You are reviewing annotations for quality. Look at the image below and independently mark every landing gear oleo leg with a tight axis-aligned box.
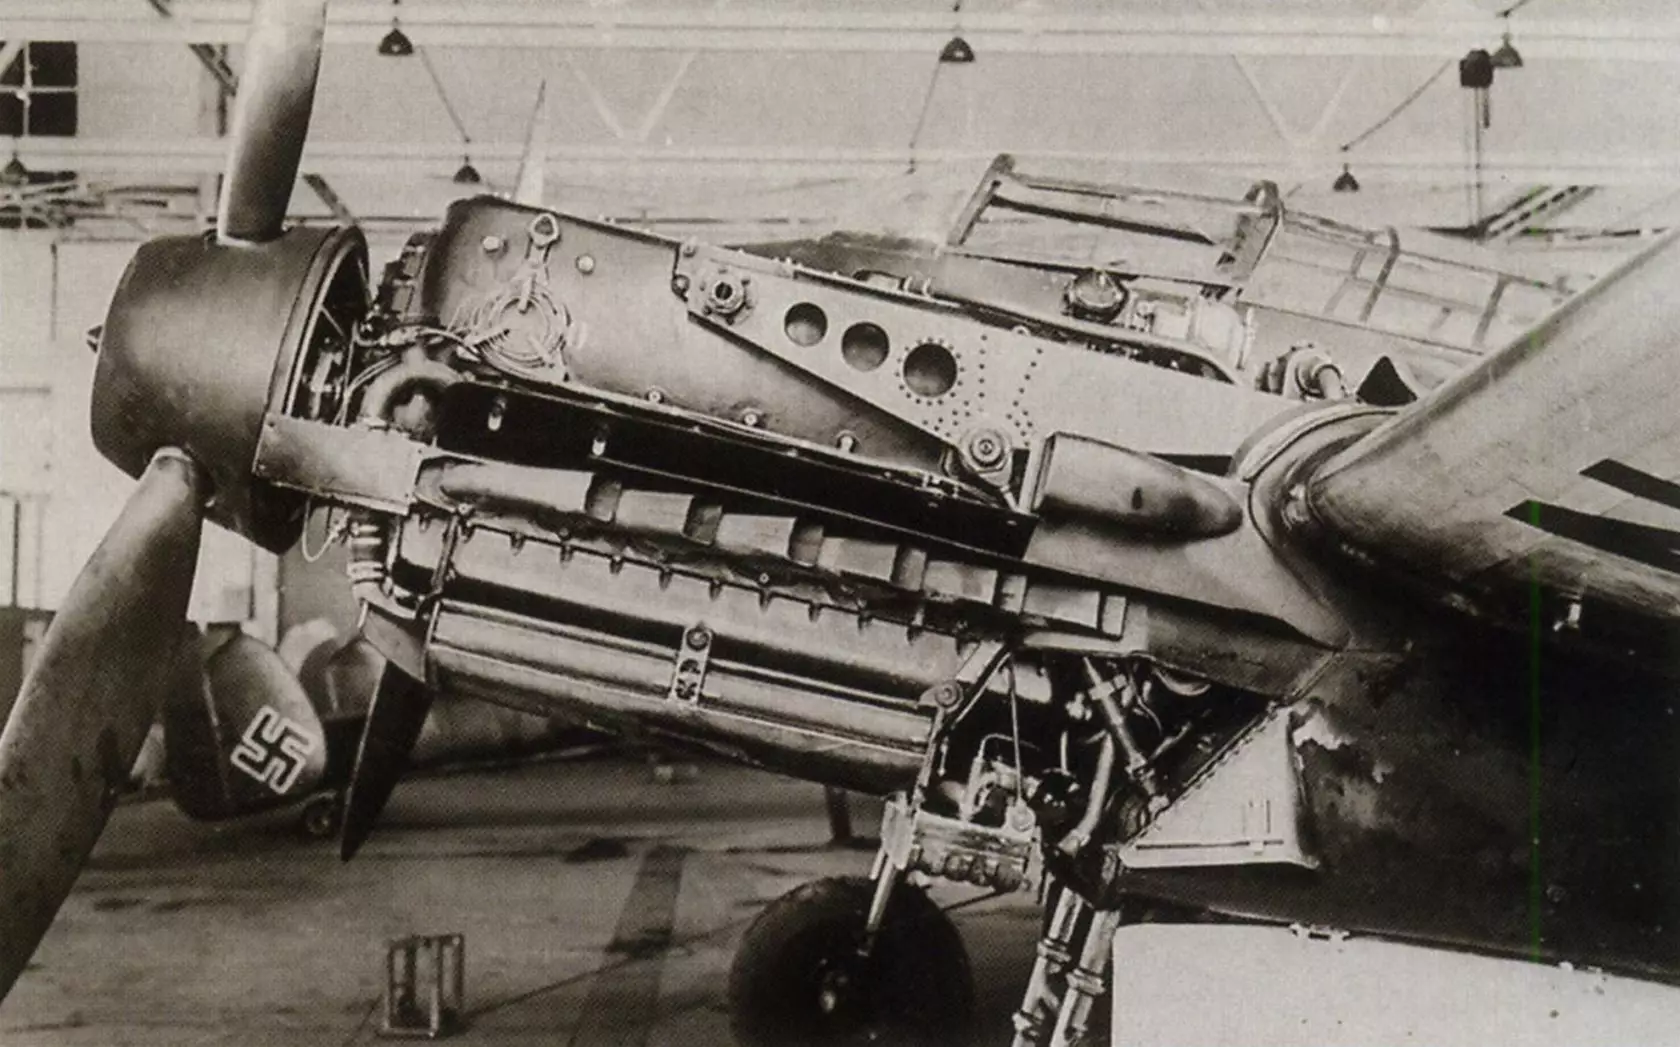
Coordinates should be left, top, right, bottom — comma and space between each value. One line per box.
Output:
1011, 884, 1126, 1047
1012, 887, 1083, 1047
1049, 906, 1124, 1047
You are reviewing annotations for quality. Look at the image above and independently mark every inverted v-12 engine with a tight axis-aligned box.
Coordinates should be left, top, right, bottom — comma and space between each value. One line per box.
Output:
84, 194, 1505, 1045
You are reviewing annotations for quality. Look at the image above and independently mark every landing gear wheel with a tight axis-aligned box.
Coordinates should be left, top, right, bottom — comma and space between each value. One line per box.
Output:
298, 792, 344, 840
729, 876, 976, 1047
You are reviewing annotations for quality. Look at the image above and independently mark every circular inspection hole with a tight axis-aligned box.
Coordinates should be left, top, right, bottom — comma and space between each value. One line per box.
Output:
841, 322, 890, 372
784, 302, 829, 347
903, 341, 958, 398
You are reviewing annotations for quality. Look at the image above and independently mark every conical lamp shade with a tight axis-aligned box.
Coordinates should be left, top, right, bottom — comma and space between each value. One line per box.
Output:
452, 158, 482, 186
1490, 35, 1523, 69
1, 154, 28, 187
378, 26, 415, 57
939, 36, 975, 64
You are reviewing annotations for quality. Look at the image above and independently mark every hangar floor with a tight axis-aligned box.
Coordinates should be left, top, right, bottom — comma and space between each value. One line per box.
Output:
6, 757, 1678, 1046
1, 757, 1040, 1046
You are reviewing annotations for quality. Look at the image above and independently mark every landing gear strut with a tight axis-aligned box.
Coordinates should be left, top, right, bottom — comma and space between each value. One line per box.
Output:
733, 647, 1209, 1046
1012, 883, 1123, 1047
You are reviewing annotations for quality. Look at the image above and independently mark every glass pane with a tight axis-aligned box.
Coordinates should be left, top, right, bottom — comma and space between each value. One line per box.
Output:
30, 43, 76, 89
28, 91, 76, 137
0, 94, 21, 137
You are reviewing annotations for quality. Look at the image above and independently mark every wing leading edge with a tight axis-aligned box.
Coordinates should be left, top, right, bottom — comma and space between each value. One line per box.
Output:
1303, 228, 1680, 624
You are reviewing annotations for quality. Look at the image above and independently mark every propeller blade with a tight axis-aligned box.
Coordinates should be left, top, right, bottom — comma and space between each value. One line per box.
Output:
218, 0, 329, 243
339, 662, 433, 861
0, 449, 205, 1001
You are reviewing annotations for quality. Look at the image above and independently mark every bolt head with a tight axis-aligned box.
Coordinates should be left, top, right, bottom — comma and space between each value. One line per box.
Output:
924, 680, 964, 708
964, 429, 1009, 469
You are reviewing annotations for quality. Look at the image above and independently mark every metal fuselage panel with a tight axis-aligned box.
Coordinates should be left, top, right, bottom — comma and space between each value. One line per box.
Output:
1126, 634, 1680, 982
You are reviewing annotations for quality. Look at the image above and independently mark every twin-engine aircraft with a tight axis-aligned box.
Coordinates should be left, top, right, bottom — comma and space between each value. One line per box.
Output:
3, 2, 1678, 1044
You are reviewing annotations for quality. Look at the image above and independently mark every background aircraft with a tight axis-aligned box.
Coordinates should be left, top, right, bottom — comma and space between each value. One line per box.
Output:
0, 593, 603, 840
2, 2, 1678, 1045
163, 616, 601, 837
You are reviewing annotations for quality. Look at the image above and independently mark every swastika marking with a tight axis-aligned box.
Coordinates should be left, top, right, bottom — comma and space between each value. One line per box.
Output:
230, 706, 319, 795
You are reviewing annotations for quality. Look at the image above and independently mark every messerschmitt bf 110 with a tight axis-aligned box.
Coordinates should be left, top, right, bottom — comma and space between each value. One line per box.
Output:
3, 2, 1678, 1044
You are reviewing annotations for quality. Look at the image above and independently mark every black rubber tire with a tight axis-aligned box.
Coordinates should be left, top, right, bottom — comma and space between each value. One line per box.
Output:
729, 876, 977, 1047
298, 793, 343, 840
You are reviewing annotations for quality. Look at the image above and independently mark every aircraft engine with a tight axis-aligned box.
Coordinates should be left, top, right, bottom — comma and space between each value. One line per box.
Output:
220, 191, 1317, 902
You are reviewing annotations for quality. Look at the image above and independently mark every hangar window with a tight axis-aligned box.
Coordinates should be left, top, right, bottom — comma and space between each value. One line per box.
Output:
0, 43, 78, 138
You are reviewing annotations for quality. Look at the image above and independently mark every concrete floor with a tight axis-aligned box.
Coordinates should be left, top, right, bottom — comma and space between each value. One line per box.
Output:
1, 757, 1041, 1047
5, 756, 1679, 1047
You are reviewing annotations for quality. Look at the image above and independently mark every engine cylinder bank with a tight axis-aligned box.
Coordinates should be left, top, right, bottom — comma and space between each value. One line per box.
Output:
390, 506, 1053, 792
429, 602, 929, 794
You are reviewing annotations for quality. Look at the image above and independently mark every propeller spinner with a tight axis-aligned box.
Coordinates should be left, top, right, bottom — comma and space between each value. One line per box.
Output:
0, 0, 337, 1003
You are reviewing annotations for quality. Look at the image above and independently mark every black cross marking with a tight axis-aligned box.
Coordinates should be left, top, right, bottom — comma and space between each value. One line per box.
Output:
1508, 459, 1680, 576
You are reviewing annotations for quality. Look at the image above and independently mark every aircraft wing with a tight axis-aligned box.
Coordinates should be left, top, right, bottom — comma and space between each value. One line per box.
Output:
1304, 228, 1680, 623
